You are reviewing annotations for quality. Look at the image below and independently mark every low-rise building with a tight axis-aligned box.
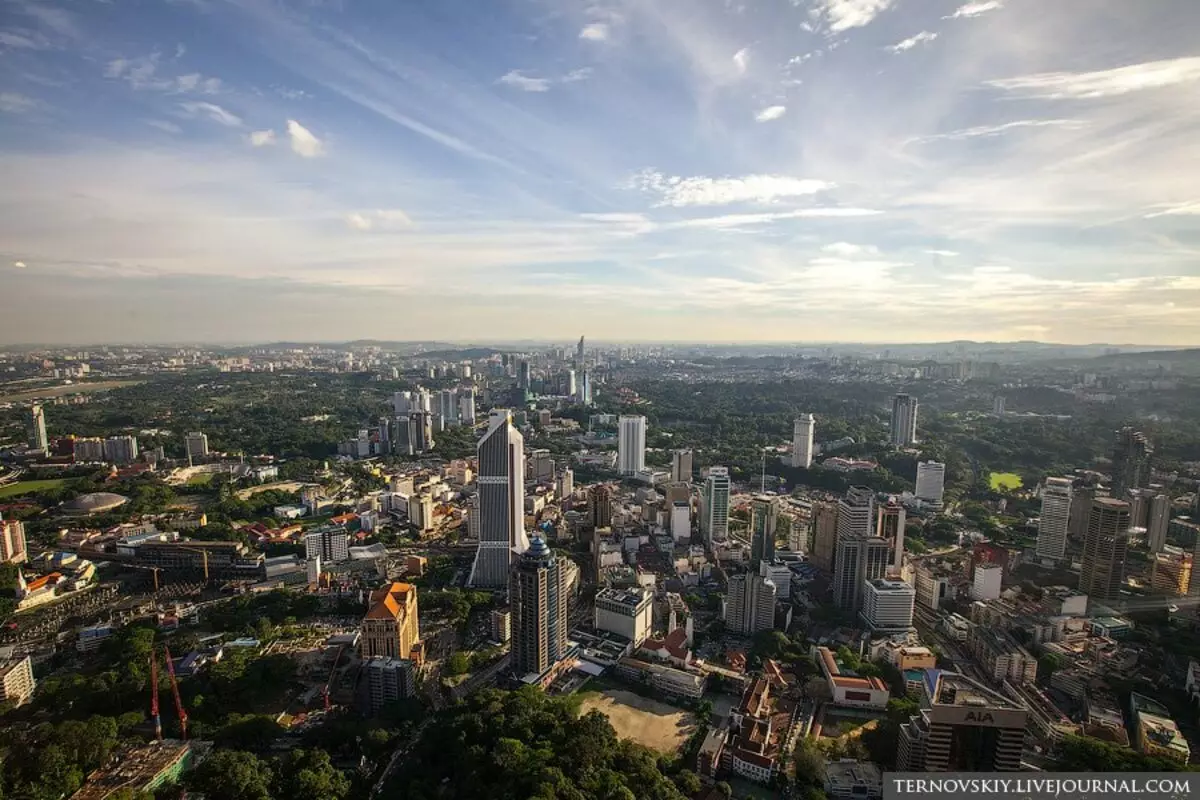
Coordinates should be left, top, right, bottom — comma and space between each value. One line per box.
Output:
615, 657, 705, 699
719, 671, 799, 784
70, 740, 211, 800
814, 646, 889, 709
594, 587, 653, 646
1131, 693, 1190, 764
824, 760, 883, 800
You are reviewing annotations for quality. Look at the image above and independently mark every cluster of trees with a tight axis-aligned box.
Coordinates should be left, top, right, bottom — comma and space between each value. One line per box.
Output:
1055, 735, 1199, 772
421, 587, 493, 629
186, 747, 351, 800
0, 715, 123, 799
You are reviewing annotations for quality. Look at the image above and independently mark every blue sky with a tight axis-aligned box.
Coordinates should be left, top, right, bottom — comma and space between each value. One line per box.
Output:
1, 0, 1198, 345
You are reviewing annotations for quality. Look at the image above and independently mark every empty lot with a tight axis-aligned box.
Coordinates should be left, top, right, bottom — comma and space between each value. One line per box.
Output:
579, 688, 696, 754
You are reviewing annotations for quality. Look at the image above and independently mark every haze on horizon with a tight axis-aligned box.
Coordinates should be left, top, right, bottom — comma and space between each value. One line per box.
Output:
1, 0, 1198, 346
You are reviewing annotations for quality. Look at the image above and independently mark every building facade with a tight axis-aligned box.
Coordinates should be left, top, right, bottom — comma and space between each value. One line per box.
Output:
1036, 477, 1074, 561
750, 495, 777, 567
890, 394, 919, 446
701, 467, 731, 544
1079, 498, 1132, 603
861, 578, 915, 632
361, 582, 420, 661
594, 587, 653, 646
510, 536, 568, 679
791, 414, 815, 468
914, 461, 945, 506
725, 572, 777, 636
618, 415, 647, 476
469, 410, 530, 588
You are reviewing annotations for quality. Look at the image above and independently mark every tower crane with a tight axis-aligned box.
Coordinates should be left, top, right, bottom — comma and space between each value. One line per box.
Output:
163, 645, 189, 740
322, 644, 346, 711
150, 652, 162, 741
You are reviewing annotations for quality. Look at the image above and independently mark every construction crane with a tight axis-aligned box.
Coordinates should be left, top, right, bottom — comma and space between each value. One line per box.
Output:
322, 644, 346, 711
150, 652, 162, 741
163, 645, 188, 740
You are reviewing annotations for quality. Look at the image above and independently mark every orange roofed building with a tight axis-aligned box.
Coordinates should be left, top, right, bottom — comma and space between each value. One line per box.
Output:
361, 582, 420, 663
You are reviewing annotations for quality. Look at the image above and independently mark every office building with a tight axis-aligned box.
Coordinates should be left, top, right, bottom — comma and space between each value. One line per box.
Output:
1111, 428, 1152, 497
914, 461, 946, 506
510, 536, 568, 679
1069, 485, 1097, 542
1128, 489, 1170, 553
408, 494, 434, 532
359, 656, 415, 714
104, 435, 140, 465
861, 578, 915, 632
972, 563, 1003, 600
725, 572, 777, 636
27, 404, 48, 452
915, 566, 950, 611
876, 499, 905, 572
671, 449, 694, 483
556, 467, 574, 500
701, 467, 731, 544
1079, 498, 1131, 603
1036, 477, 1074, 562
469, 410, 529, 588
0, 656, 35, 706
750, 495, 777, 566
618, 415, 647, 476
1150, 546, 1193, 597
890, 393, 919, 446
791, 414, 815, 468
73, 437, 106, 462
361, 582, 420, 661
1, 518, 28, 564
517, 360, 531, 391
993, 395, 1006, 416
594, 587, 653, 646
589, 484, 613, 529
897, 670, 1028, 772
185, 432, 209, 461
490, 607, 512, 644
305, 526, 349, 564
834, 537, 891, 612
810, 500, 838, 572
458, 387, 477, 425
838, 486, 875, 540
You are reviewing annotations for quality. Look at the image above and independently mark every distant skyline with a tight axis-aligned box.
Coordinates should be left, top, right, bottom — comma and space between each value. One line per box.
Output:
2, 0, 1198, 345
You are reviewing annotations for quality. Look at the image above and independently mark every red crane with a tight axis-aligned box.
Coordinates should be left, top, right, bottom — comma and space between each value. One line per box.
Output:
150, 652, 162, 741
163, 645, 188, 740
322, 644, 346, 712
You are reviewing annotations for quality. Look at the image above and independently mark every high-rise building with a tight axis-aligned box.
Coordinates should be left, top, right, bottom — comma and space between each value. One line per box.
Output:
993, 395, 1006, 416
671, 449, 694, 483
528, 449, 555, 482
1079, 498, 1131, 603
897, 670, 1028, 772
1036, 477, 1074, 562
0, 518, 28, 564
469, 411, 530, 588
838, 486, 875, 540
305, 526, 349, 564
27, 404, 48, 452
1150, 546, 1193, 597
1069, 485, 1097, 542
1111, 427, 1152, 497
750, 495, 777, 566
791, 414, 815, 469
556, 468, 574, 500
589, 484, 613, 529
359, 656, 415, 714
73, 437, 106, 463
914, 461, 946, 506
725, 572, 777, 636
1128, 488, 1170, 553
890, 393, 919, 446
876, 499, 906, 572
700, 467, 731, 544
810, 500, 838, 572
458, 387, 477, 425
834, 537, 891, 612
0, 655, 36, 707
438, 389, 460, 426
618, 415, 647, 476
185, 432, 209, 461
510, 536, 568, 679
361, 582, 420, 661
518, 361, 531, 391
972, 563, 1003, 600
103, 435, 139, 465
408, 411, 435, 453
861, 578, 915, 632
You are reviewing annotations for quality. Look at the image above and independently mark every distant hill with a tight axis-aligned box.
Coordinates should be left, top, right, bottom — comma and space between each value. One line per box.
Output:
1091, 348, 1200, 364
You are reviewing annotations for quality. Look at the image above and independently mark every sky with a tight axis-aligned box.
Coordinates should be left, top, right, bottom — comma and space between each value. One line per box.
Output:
1, 0, 1199, 346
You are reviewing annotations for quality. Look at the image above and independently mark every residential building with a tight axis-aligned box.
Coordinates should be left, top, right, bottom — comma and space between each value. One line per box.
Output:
1150, 546, 1193, 597
594, 587, 653, 646
469, 410, 530, 588
359, 656, 415, 714
408, 494, 434, 532
966, 626, 1037, 684
1128, 488, 1170, 553
791, 414, 815, 468
490, 607, 512, 644
618, 415, 647, 476
185, 432, 209, 461
972, 563, 1003, 600
671, 449, 694, 483
824, 761, 883, 800
897, 670, 1029, 771
1111, 427, 1152, 497
750, 495, 777, 566
1036, 477, 1074, 561
361, 582, 420, 661
890, 393, 918, 446
1, 518, 28, 564
511, 536, 568, 680
73, 437, 106, 462
725, 572, 777, 636
1079, 498, 1131, 603
915, 565, 950, 611
810, 500, 838, 572
876, 499, 905, 571
0, 656, 35, 706
589, 484, 613, 529
701, 467, 731, 544
27, 404, 48, 452
914, 461, 945, 506
861, 578, 915, 632
104, 435, 140, 465
305, 526, 349, 564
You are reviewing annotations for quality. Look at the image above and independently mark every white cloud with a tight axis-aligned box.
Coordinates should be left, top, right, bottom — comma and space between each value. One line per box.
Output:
346, 209, 415, 231
286, 119, 323, 157
0, 92, 37, 114
179, 101, 242, 126
925, 249, 960, 257
13, 261, 26, 269
987, 58, 1200, 99
498, 70, 551, 92
888, 31, 937, 53
562, 68, 593, 83
733, 48, 749, 74
669, 208, 882, 229
908, 119, 1081, 143
145, 119, 183, 134
1145, 201, 1200, 219
813, 0, 895, 34
755, 105, 787, 122
375, 209, 414, 226
579, 23, 609, 41
106, 53, 221, 94
346, 213, 373, 231
822, 242, 879, 256
250, 129, 276, 147
0, 30, 45, 49
632, 170, 834, 207
944, 1, 1003, 19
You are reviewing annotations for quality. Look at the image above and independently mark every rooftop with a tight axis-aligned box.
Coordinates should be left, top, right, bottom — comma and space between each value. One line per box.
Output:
596, 586, 651, 609
365, 582, 416, 621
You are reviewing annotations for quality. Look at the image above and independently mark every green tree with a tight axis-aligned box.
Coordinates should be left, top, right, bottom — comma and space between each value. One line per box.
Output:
444, 652, 469, 676
186, 749, 274, 800
273, 749, 350, 800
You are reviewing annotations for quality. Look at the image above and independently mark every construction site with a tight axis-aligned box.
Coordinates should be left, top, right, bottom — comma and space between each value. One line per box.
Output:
69, 739, 213, 800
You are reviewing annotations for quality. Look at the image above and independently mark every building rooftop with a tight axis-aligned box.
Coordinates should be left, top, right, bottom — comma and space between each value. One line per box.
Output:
63, 492, 129, 515
867, 578, 915, 593
925, 669, 1026, 711
596, 586, 651, 609
365, 582, 415, 621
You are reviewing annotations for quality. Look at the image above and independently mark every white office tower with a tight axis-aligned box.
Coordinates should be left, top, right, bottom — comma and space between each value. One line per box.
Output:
469, 410, 530, 588
185, 432, 209, 461
305, 527, 349, 563
861, 578, 915, 632
671, 449, 694, 484
458, 387, 477, 426
556, 468, 574, 500
972, 563, 1003, 600
725, 572, 777, 636
438, 390, 459, 426
1036, 477, 1074, 562
701, 467, 731, 544
28, 404, 49, 452
791, 414, 815, 468
890, 393, 919, 446
618, 415, 647, 476
914, 461, 946, 506
416, 388, 432, 413
392, 391, 414, 414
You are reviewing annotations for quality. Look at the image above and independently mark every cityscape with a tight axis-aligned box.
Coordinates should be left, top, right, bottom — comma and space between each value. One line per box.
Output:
0, 337, 1197, 800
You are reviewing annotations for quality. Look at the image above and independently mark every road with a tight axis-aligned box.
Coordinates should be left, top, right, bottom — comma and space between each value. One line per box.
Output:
369, 718, 431, 799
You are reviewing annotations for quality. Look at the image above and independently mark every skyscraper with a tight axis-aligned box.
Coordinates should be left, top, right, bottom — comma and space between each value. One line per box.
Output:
833, 486, 883, 611
518, 360, 531, 391
914, 461, 946, 506
617, 415, 647, 476
1111, 427, 1152, 497
701, 467, 731, 544
103, 435, 139, 465
185, 432, 209, 462
510, 536, 568, 679
809, 500, 838, 572
876, 499, 906, 572
724, 572, 777, 636
589, 484, 613, 529
791, 414, 815, 468
27, 404, 48, 452
458, 387, 477, 426
1079, 498, 1131, 603
469, 410, 530, 588
671, 449, 694, 483
1036, 477, 1074, 562
890, 393, 919, 446
750, 495, 777, 566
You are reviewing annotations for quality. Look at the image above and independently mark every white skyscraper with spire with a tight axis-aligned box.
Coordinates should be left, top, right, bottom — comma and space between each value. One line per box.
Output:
468, 410, 530, 588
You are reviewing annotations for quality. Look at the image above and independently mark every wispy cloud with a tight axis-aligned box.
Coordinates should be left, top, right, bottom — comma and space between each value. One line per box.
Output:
250, 129, 276, 146
286, 119, 323, 157
907, 119, 1081, 144
944, 1, 1003, 19
755, 105, 787, 122
1145, 201, 1200, 219
145, 119, 183, 134
669, 207, 882, 229
925, 249, 959, 257
733, 47, 749, 74
178, 101, 241, 126
346, 208, 415, 231
631, 170, 833, 207
0, 92, 38, 114
498, 70, 550, 92
345, 212, 372, 231
823, 242, 879, 256
811, 0, 895, 34
579, 23, 609, 41
888, 31, 937, 53
0, 30, 48, 49
987, 58, 1200, 99
106, 53, 222, 94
